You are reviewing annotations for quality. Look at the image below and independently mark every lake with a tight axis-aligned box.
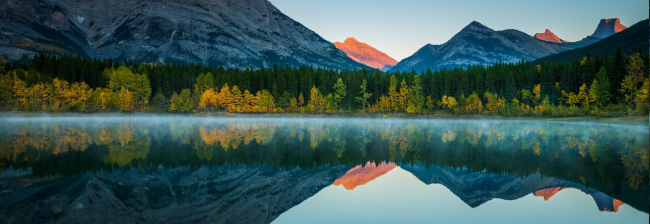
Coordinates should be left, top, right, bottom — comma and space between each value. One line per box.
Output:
0, 117, 647, 224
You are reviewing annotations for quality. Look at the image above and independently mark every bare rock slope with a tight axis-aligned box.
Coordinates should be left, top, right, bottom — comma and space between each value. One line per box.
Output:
333, 38, 398, 71
0, 0, 365, 70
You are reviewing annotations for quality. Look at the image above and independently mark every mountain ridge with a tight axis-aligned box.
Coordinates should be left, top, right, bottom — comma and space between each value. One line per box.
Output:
0, 0, 367, 70
533, 19, 648, 64
390, 21, 595, 73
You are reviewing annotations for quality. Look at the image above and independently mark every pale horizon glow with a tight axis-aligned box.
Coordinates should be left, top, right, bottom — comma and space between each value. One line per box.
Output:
269, 0, 648, 61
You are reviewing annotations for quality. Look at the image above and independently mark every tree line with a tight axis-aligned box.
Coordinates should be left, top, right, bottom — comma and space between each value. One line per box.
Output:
0, 48, 648, 116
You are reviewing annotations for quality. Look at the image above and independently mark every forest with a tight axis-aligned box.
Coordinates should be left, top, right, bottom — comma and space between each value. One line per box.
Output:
0, 48, 648, 117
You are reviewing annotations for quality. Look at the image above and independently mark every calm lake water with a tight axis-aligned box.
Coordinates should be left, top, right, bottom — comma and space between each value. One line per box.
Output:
0, 117, 647, 224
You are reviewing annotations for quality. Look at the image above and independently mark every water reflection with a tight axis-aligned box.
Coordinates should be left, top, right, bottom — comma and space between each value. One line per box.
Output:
0, 117, 647, 223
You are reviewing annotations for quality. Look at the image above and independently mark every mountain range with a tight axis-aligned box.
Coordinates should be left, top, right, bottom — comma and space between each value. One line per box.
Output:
0, 0, 366, 70
533, 19, 648, 64
0, 0, 639, 73
389, 19, 626, 72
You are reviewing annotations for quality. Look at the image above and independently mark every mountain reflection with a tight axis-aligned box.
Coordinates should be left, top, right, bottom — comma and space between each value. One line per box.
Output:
333, 162, 397, 190
0, 117, 647, 223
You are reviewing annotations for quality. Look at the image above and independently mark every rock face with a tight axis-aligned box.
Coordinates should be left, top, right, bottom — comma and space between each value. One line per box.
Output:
534, 29, 569, 43
0, 165, 351, 224
332, 162, 397, 190
333, 38, 398, 71
0, 0, 365, 70
390, 21, 594, 72
591, 18, 627, 39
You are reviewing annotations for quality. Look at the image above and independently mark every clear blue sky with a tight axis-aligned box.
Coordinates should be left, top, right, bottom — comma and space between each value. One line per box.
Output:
269, 0, 648, 61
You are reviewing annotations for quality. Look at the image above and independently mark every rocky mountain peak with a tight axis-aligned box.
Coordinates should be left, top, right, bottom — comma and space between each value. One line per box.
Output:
334, 37, 398, 71
591, 18, 627, 39
534, 29, 569, 43
345, 37, 360, 43
463, 21, 492, 32
0, 0, 365, 70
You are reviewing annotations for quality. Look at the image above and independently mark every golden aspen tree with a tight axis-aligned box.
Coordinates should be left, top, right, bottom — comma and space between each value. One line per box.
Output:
398, 78, 409, 112
218, 84, 233, 111
242, 90, 256, 113
13, 76, 29, 111
231, 85, 242, 112
169, 91, 181, 112
426, 95, 435, 112
464, 92, 483, 114
309, 86, 321, 113
298, 93, 304, 113
118, 87, 135, 111
255, 90, 275, 112
446, 96, 459, 114
289, 97, 298, 112
388, 75, 398, 112
532, 84, 542, 105
199, 89, 219, 111
577, 83, 589, 106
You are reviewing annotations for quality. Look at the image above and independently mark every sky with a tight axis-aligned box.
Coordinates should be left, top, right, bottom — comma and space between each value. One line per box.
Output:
269, 0, 648, 61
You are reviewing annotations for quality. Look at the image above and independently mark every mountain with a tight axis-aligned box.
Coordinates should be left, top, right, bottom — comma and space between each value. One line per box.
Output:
534, 19, 649, 64
332, 161, 397, 190
591, 18, 627, 39
388, 44, 440, 72
534, 29, 569, 43
0, 165, 352, 224
0, 0, 366, 70
333, 38, 398, 71
390, 21, 594, 72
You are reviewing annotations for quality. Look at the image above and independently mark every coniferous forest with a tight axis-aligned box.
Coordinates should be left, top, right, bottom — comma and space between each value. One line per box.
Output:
0, 48, 648, 117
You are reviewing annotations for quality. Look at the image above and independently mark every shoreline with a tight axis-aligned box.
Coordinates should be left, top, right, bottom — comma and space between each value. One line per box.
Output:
0, 111, 647, 126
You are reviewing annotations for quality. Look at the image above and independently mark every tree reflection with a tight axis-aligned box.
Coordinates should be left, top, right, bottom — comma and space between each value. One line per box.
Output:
0, 119, 647, 192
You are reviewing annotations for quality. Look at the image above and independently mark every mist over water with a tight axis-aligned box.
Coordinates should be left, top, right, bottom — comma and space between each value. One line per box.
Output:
0, 116, 647, 223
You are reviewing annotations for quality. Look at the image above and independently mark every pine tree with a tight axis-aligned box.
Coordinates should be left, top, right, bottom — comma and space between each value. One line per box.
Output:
355, 79, 372, 113
332, 78, 346, 111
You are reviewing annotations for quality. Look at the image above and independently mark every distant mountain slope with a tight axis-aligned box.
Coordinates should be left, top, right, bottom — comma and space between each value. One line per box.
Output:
334, 38, 398, 71
390, 21, 594, 72
533, 19, 649, 64
389, 44, 441, 72
0, 0, 366, 70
